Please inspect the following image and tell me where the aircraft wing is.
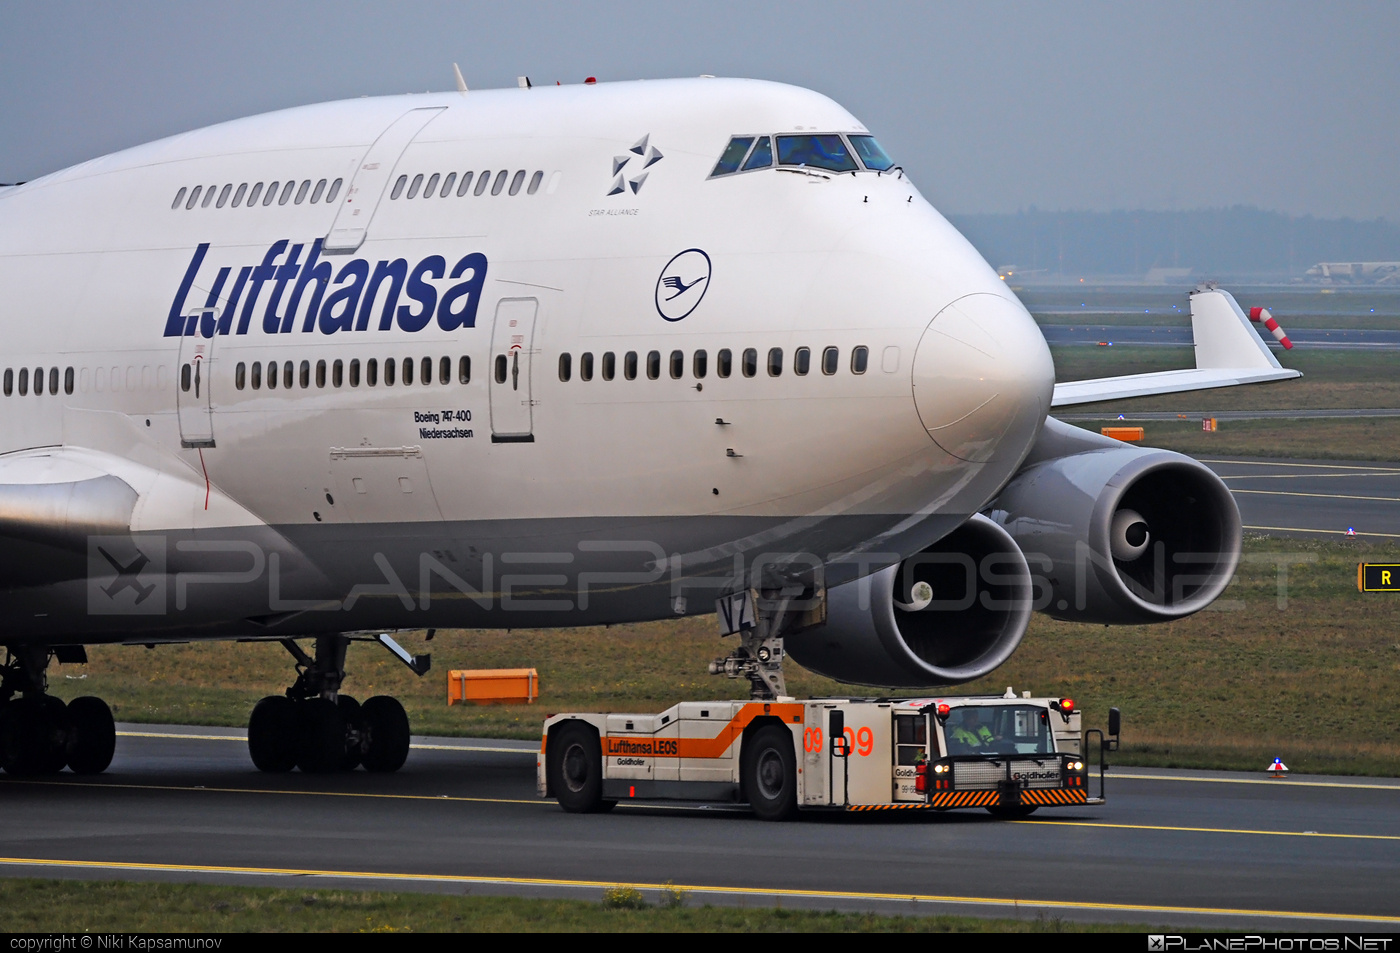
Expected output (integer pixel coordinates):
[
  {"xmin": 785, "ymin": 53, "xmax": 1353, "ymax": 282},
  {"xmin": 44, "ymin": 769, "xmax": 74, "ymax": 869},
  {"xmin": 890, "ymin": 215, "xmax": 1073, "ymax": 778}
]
[{"xmin": 1050, "ymin": 286, "xmax": 1301, "ymax": 408}]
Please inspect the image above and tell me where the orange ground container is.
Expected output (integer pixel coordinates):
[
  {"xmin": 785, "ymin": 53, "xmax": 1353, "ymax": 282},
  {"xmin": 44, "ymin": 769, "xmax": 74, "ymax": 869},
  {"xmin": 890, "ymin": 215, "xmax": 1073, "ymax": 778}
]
[
  {"xmin": 447, "ymin": 668, "xmax": 539, "ymax": 705},
  {"xmin": 1100, "ymin": 426, "xmax": 1145, "ymax": 442}
]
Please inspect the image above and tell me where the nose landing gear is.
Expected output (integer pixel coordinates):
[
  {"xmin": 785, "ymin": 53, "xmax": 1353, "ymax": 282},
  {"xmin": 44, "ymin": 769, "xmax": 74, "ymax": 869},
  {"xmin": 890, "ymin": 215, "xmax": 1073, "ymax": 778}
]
[{"xmin": 247, "ymin": 633, "xmax": 424, "ymax": 774}]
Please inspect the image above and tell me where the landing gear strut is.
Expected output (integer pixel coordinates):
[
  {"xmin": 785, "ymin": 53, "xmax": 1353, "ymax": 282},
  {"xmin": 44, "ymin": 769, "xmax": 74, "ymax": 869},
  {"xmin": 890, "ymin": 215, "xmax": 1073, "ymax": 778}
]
[
  {"xmin": 709, "ymin": 588, "xmax": 825, "ymax": 700},
  {"xmin": 247, "ymin": 633, "xmax": 424, "ymax": 774},
  {"xmin": 0, "ymin": 646, "xmax": 115, "ymax": 776}
]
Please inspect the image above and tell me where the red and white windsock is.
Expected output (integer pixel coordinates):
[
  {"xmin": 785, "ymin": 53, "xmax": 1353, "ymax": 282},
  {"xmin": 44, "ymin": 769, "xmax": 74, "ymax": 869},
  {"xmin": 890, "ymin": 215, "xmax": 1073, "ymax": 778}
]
[{"xmin": 1248, "ymin": 306, "xmax": 1293, "ymax": 349}]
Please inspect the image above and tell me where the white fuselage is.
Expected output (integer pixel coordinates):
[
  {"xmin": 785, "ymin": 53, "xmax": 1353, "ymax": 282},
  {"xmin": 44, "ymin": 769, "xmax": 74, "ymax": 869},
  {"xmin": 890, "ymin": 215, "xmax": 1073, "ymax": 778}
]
[{"xmin": 0, "ymin": 78, "xmax": 1054, "ymax": 643}]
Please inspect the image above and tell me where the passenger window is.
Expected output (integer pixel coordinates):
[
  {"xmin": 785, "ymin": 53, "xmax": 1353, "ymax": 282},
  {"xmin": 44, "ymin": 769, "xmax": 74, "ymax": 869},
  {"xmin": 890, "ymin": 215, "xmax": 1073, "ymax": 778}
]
[
  {"xmin": 624, "ymin": 351, "xmax": 638, "ymax": 380},
  {"xmin": 458, "ymin": 356, "xmax": 471, "ymax": 384},
  {"xmin": 3, "ymin": 369, "xmax": 11, "ymax": 396},
  {"xmin": 558, "ymin": 353, "xmax": 572, "ymax": 382},
  {"xmin": 646, "ymin": 350, "xmax": 661, "ymax": 380},
  {"xmin": 402, "ymin": 357, "xmax": 413, "ymax": 385},
  {"xmin": 17, "ymin": 368, "xmax": 27, "ymax": 396},
  {"xmin": 251, "ymin": 362, "xmax": 262, "ymax": 389},
  {"xmin": 457, "ymin": 172, "xmax": 474, "ymax": 196},
  {"xmin": 509, "ymin": 170, "xmax": 525, "ymax": 195},
  {"xmin": 421, "ymin": 356, "xmax": 432, "ymax": 384},
  {"xmin": 266, "ymin": 361, "xmax": 277, "ymax": 389},
  {"xmin": 294, "ymin": 180, "xmax": 310, "ymax": 204},
  {"xmin": 711, "ymin": 137, "xmax": 754, "ymax": 176},
  {"xmin": 283, "ymin": 361, "xmax": 294, "ymax": 388},
  {"xmin": 407, "ymin": 174, "xmax": 423, "ymax": 200},
  {"xmin": 670, "ymin": 350, "xmax": 683, "ymax": 379},
  {"xmin": 316, "ymin": 360, "xmax": 326, "ymax": 388},
  {"xmin": 333, "ymin": 359, "xmax": 344, "ymax": 387},
  {"xmin": 171, "ymin": 187, "xmax": 187, "ymax": 210},
  {"xmin": 326, "ymin": 178, "xmax": 343, "ymax": 203},
  {"xmin": 776, "ymin": 135, "xmax": 858, "ymax": 173},
  {"xmin": 440, "ymin": 356, "xmax": 450, "ymax": 384},
  {"xmin": 366, "ymin": 358, "xmax": 378, "ymax": 387},
  {"xmin": 742, "ymin": 137, "xmax": 773, "ymax": 171},
  {"xmin": 186, "ymin": 186, "xmax": 202, "ymax": 210},
  {"xmin": 768, "ymin": 348, "xmax": 783, "ymax": 377},
  {"xmin": 232, "ymin": 183, "xmax": 247, "ymax": 207},
  {"xmin": 580, "ymin": 352, "xmax": 594, "ymax": 382},
  {"xmin": 384, "ymin": 358, "xmax": 396, "ymax": 386},
  {"xmin": 278, "ymin": 181, "xmax": 295, "ymax": 205},
  {"xmin": 693, "ymin": 350, "xmax": 708, "ymax": 378},
  {"xmin": 262, "ymin": 181, "xmax": 279, "ymax": 206},
  {"xmin": 64, "ymin": 367, "xmax": 74, "ymax": 395},
  {"xmin": 310, "ymin": 179, "xmax": 327, "ymax": 203},
  {"xmin": 49, "ymin": 368, "xmax": 59, "ymax": 395},
  {"xmin": 391, "ymin": 175, "xmax": 408, "ymax": 200},
  {"xmin": 440, "ymin": 173, "xmax": 456, "ymax": 197},
  {"xmin": 527, "ymin": 171, "xmax": 543, "ymax": 194},
  {"xmin": 216, "ymin": 184, "xmax": 232, "ymax": 208},
  {"xmin": 717, "ymin": 349, "xmax": 732, "ymax": 378},
  {"xmin": 299, "ymin": 360, "xmax": 310, "ymax": 388},
  {"xmin": 181, "ymin": 364, "xmax": 192, "ymax": 392},
  {"xmin": 474, "ymin": 171, "xmax": 491, "ymax": 196},
  {"xmin": 795, "ymin": 347, "xmax": 811, "ymax": 375},
  {"xmin": 742, "ymin": 348, "xmax": 758, "ymax": 378},
  {"xmin": 423, "ymin": 173, "xmax": 440, "ymax": 198},
  {"xmin": 201, "ymin": 185, "xmax": 217, "ymax": 208},
  {"xmin": 601, "ymin": 351, "xmax": 616, "ymax": 381},
  {"xmin": 852, "ymin": 346, "xmax": 869, "ymax": 374},
  {"xmin": 491, "ymin": 170, "xmax": 508, "ymax": 195},
  {"xmin": 246, "ymin": 182, "xmax": 264, "ymax": 207},
  {"xmin": 349, "ymin": 359, "xmax": 360, "ymax": 387},
  {"xmin": 822, "ymin": 346, "xmax": 839, "ymax": 375}
]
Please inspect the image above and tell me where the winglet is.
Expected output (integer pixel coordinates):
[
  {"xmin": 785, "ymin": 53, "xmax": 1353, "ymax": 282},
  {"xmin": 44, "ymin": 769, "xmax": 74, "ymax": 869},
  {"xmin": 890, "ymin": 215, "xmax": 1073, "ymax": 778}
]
[
  {"xmin": 452, "ymin": 63, "xmax": 469, "ymax": 93},
  {"xmin": 1190, "ymin": 285, "xmax": 1282, "ymax": 370}
]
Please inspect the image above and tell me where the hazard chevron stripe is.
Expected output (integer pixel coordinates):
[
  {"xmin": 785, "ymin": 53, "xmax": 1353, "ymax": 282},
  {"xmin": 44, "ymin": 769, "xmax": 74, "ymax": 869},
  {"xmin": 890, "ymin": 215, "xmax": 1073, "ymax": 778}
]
[{"xmin": 845, "ymin": 803, "xmax": 934, "ymax": 811}]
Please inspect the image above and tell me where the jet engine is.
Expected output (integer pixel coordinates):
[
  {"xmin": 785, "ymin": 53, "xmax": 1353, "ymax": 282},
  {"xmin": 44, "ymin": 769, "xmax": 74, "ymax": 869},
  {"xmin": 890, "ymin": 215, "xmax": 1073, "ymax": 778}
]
[
  {"xmin": 987, "ymin": 418, "xmax": 1241, "ymax": 624},
  {"xmin": 785, "ymin": 514, "xmax": 1033, "ymax": 686}
]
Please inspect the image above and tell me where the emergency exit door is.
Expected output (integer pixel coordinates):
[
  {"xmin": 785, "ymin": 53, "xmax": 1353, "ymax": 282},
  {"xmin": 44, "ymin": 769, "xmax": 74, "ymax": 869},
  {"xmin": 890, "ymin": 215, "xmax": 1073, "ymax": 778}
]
[
  {"xmin": 176, "ymin": 312, "xmax": 216, "ymax": 448},
  {"xmin": 489, "ymin": 298, "xmax": 537, "ymax": 443}
]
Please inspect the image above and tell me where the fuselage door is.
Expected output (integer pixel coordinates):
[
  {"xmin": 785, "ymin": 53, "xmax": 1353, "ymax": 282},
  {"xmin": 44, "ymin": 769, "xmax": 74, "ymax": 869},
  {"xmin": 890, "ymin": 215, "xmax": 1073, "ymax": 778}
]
[
  {"xmin": 323, "ymin": 106, "xmax": 447, "ymax": 253},
  {"xmin": 489, "ymin": 298, "xmax": 538, "ymax": 443},
  {"xmin": 176, "ymin": 310, "xmax": 216, "ymax": 449}
]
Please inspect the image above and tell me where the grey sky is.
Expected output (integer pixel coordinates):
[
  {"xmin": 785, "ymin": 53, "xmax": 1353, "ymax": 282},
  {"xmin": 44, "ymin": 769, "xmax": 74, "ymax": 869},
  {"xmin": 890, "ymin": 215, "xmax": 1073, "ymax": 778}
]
[{"xmin": 3, "ymin": 1, "xmax": 1397, "ymax": 221}]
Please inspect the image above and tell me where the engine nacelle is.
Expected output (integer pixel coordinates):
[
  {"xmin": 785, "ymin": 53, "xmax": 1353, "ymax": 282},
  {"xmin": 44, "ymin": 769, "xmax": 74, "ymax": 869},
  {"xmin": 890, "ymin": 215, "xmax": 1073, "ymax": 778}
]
[
  {"xmin": 987, "ymin": 418, "xmax": 1241, "ymax": 624},
  {"xmin": 786, "ymin": 514, "xmax": 1033, "ymax": 686}
]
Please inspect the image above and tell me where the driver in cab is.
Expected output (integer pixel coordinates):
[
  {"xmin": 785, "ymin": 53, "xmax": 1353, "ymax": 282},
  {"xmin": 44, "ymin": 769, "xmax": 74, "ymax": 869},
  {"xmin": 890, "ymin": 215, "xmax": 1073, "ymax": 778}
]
[{"xmin": 948, "ymin": 708, "xmax": 995, "ymax": 753}]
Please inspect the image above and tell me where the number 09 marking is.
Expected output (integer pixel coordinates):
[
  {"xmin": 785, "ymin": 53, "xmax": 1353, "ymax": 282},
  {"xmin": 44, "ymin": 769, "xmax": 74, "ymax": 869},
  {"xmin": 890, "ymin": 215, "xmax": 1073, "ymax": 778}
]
[
  {"xmin": 803, "ymin": 727, "xmax": 824, "ymax": 752},
  {"xmin": 841, "ymin": 726, "xmax": 875, "ymax": 757}
]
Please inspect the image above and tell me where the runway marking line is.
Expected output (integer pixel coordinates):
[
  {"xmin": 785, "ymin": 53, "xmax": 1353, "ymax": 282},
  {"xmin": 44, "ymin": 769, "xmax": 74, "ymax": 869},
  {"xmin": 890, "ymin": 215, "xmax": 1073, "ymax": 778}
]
[
  {"xmin": 1020, "ymin": 819, "xmax": 1400, "ymax": 842},
  {"xmin": 0, "ymin": 857, "xmax": 1394, "ymax": 925},
  {"xmin": 115, "ymin": 731, "xmax": 536, "ymax": 755},
  {"xmin": 1230, "ymin": 488, "xmax": 1400, "ymax": 503},
  {"xmin": 1203, "ymin": 460, "xmax": 1400, "ymax": 473},
  {"xmin": 1112, "ymin": 772, "xmax": 1400, "ymax": 791},
  {"xmin": 1243, "ymin": 524, "xmax": 1400, "ymax": 539},
  {"xmin": 0, "ymin": 778, "xmax": 543, "ymax": 807}
]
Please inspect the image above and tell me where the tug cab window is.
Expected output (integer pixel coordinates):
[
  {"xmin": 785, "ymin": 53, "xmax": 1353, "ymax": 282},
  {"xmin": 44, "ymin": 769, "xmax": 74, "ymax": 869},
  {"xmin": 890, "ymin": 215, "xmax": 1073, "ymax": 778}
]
[{"xmin": 776, "ymin": 135, "xmax": 858, "ymax": 173}]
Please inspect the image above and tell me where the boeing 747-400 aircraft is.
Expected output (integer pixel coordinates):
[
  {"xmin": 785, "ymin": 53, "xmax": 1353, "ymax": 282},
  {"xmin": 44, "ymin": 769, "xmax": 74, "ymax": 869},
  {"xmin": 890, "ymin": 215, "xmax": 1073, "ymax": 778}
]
[{"xmin": 0, "ymin": 76, "xmax": 1297, "ymax": 777}]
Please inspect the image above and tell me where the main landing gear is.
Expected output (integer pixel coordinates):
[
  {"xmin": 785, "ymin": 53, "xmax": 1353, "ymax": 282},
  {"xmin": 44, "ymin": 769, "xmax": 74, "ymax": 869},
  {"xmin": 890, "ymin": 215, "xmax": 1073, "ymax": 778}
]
[
  {"xmin": 0, "ymin": 646, "xmax": 115, "ymax": 776},
  {"xmin": 247, "ymin": 633, "xmax": 430, "ymax": 774}
]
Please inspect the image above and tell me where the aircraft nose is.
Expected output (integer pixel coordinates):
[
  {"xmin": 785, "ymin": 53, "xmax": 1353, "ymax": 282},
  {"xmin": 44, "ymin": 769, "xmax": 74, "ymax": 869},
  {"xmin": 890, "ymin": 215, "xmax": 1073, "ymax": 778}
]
[{"xmin": 912, "ymin": 293, "xmax": 1055, "ymax": 463}]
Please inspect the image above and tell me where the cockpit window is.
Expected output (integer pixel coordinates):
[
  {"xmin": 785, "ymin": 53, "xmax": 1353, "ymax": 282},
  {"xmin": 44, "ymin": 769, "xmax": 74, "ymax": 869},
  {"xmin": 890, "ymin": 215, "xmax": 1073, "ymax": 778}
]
[
  {"xmin": 850, "ymin": 136, "xmax": 895, "ymax": 171},
  {"xmin": 776, "ymin": 135, "xmax": 858, "ymax": 173},
  {"xmin": 742, "ymin": 136, "xmax": 773, "ymax": 171},
  {"xmin": 711, "ymin": 137, "xmax": 755, "ymax": 176}
]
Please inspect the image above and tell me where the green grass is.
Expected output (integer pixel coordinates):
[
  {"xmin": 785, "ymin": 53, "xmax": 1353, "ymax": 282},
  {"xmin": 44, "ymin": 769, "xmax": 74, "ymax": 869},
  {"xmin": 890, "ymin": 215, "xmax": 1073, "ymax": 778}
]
[
  {"xmin": 1067, "ymin": 416, "xmax": 1400, "ymax": 462},
  {"xmin": 0, "ymin": 879, "xmax": 1164, "ymax": 932},
  {"xmin": 48, "ymin": 537, "xmax": 1400, "ymax": 777}
]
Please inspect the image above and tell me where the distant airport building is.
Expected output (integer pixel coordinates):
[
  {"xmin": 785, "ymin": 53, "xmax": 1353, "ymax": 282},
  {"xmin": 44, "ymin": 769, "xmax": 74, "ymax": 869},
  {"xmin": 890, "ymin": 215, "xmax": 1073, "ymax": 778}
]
[{"xmin": 1305, "ymin": 261, "xmax": 1400, "ymax": 283}]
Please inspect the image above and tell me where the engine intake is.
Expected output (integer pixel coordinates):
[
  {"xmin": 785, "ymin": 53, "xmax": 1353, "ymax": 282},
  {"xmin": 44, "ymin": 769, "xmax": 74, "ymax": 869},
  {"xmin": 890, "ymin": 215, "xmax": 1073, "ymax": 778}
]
[{"xmin": 786, "ymin": 514, "xmax": 1032, "ymax": 686}]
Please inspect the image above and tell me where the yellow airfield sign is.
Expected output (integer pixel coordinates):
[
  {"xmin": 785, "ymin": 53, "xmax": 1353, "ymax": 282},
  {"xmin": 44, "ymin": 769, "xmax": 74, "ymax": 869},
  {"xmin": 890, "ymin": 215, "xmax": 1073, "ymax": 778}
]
[{"xmin": 1358, "ymin": 564, "xmax": 1400, "ymax": 592}]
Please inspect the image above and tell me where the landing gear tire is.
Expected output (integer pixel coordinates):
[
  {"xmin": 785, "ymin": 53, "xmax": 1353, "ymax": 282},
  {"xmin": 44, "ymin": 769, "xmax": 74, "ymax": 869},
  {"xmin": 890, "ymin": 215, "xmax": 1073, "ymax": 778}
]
[
  {"xmin": 248, "ymin": 695, "xmax": 298, "ymax": 773},
  {"xmin": 0, "ymin": 696, "xmax": 69, "ymax": 776},
  {"xmin": 548, "ymin": 723, "xmax": 609, "ymax": 813},
  {"xmin": 336, "ymin": 695, "xmax": 364, "ymax": 771},
  {"xmin": 296, "ymin": 697, "xmax": 347, "ymax": 774},
  {"xmin": 65, "ymin": 696, "xmax": 115, "ymax": 775},
  {"xmin": 742, "ymin": 725, "xmax": 797, "ymax": 821},
  {"xmin": 360, "ymin": 695, "xmax": 410, "ymax": 773},
  {"xmin": 985, "ymin": 804, "xmax": 1038, "ymax": 819}
]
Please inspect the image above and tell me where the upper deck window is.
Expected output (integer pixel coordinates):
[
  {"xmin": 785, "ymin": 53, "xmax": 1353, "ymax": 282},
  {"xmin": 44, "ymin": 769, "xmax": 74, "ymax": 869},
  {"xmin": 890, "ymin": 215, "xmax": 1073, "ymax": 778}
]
[
  {"xmin": 850, "ymin": 136, "xmax": 894, "ymax": 171},
  {"xmin": 711, "ymin": 137, "xmax": 754, "ymax": 177},
  {"xmin": 776, "ymin": 135, "xmax": 857, "ymax": 173}
]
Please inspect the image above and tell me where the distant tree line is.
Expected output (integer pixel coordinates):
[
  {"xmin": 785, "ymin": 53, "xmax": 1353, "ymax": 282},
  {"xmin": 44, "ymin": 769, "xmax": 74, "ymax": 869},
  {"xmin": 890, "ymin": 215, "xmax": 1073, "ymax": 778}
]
[{"xmin": 946, "ymin": 207, "xmax": 1400, "ymax": 277}]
